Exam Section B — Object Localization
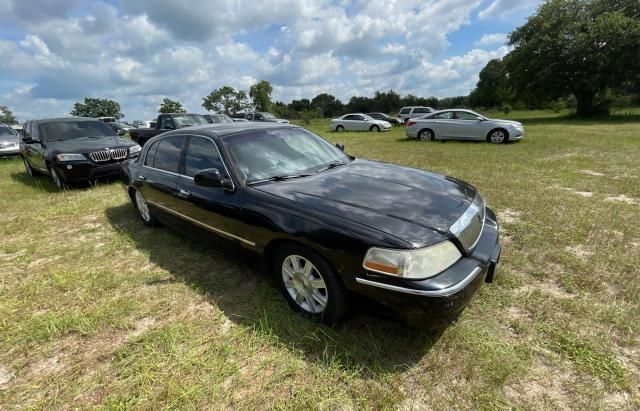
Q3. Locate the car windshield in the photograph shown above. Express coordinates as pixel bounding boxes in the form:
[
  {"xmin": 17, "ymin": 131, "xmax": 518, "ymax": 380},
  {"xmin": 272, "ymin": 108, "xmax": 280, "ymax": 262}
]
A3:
[
  {"xmin": 224, "ymin": 127, "xmax": 351, "ymax": 184},
  {"xmin": 362, "ymin": 114, "xmax": 374, "ymax": 121},
  {"xmin": 40, "ymin": 120, "xmax": 115, "ymax": 141},
  {"xmin": 261, "ymin": 112, "xmax": 276, "ymax": 119},
  {"xmin": 211, "ymin": 114, "xmax": 234, "ymax": 123},
  {"xmin": 0, "ymin": 127, "xmax": 18, "ymax": 140},
  {"xmin": 173, "ymin": 114, "xmax": 209, "ymax": 128}
]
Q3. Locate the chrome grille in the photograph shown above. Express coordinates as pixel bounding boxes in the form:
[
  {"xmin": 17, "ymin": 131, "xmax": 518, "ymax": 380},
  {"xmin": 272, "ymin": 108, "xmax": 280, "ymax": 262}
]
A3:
[
  {"xmin": 450, "ymin": 194, "xmax": 485, "ymax": 252},
  {"xmin": 89, "ymin": 148, "xmax": 128, "ymax": 162}
]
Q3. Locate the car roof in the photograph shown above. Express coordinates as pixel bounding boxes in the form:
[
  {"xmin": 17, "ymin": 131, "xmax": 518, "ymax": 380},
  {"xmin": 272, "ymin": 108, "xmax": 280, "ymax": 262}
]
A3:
[
  {"xmin": 31, "ymin": 117, "xmax": 102, "ymax": 124},
  {"xmin": 160, "ymin": 122, "xmax": 301, "ymax": 140}
]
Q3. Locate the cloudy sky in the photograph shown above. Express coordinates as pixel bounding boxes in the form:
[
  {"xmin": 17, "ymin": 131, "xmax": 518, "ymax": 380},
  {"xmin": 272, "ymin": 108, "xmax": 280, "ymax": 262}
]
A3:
[{"xmin": 0, "ymin": 0, "xmax": 542, "ymax": 122}]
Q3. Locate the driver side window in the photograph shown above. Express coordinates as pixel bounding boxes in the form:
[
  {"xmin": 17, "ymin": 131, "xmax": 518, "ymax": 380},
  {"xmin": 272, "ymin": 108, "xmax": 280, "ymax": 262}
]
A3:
[
  {"xmin": 184, "ymin": 136, "xmax": 224, "ymax": 178},
  {"xmin": 159, "ymin": 116, "xmax": 174, "ymax": 130}
]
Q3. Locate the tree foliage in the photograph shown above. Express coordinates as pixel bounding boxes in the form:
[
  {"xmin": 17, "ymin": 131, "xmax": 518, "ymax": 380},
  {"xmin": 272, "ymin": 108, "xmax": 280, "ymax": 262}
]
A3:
[
  {"xmin": 159, "ymin": 98, "xmax": 186, "ymax": 114},
  {"xmin": 505, "ymin": 0, "xmax": 640, "ymax": 116},
  {"xmin": 468, "ymin": 59, "xmax": 508, "ymax": 108},
  {"xmin": 249, "ymin": 80, "xmax": 273, "ymax": 111},
  {"xmin": 202, "ymin": 86, "xmax": 251, "ymax": 114},
  {"xmin": 70, "ymin": 98, "xmax": 123, "ymax": 119},
  {"xmin": 0, "ymin": 106, "xmax": 17, "ymax": 124},
  {"xmin": 309, "ymin": 93, "xmax": 344, "ymax": 117}
]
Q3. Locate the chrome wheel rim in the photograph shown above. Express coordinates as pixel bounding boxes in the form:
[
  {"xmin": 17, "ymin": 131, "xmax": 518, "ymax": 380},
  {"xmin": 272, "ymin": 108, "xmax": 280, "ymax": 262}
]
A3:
[
  {"xmin": 490, "ymin": 131, "xmax": 505, "ymax": 143},
  {"xmin": 135, "ymin": 190, "xmax": 151, "ymax": 222},
  {"xmin": 282, "ymin": 255, "xmax": 328, "ymax": 314},
  {"xmin": 50, "ymin": 168, "xmax": 62, "ymax": 189},
  {"xmin": 23, "ymin": 158, "xmax": 33, "ymax": 176},
  {"xmin": 420, "ymin": 130, "xmax": 432, "ymax": 141}
]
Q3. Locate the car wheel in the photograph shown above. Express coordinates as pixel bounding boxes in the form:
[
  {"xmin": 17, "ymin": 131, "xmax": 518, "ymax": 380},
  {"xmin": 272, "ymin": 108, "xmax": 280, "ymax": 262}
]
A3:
[
  {"xmin": 274, "ymin": 243, "xmax": 348, "ymax": 324},
  {"xmin": 22, "ymin": 156, "xmax": 40, "ymax": 177},
  {"xmin": 370, "ymin": 125, "xmax": 380, "ymax": 132},
  {"xmin": 336, "ymin": 125, "xmax": 344, "ymax": 132},
  {"xmin": 133, "ymin": 189, "xmax": 160, "ymax": 227},
  {"xmin": 418, "ymin": 129, "xmax": 434, "ymax": 141},
  {"xmin": 488, "ymin": 129, "xmax": 508, "ymax": 144},
  {"xmin": 48, "ymin": 165, "xmax": 66, "ymax": 190}
]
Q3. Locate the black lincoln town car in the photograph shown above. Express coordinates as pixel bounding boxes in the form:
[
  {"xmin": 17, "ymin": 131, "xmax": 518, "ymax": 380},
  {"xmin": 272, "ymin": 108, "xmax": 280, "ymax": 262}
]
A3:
[
  {"xmin": 120, "ymin": 123, "xmax": 501, "ymax": 327},
  {"xmin": 20, "ymin": 117, "xmax": 141, "ymax": 189}
]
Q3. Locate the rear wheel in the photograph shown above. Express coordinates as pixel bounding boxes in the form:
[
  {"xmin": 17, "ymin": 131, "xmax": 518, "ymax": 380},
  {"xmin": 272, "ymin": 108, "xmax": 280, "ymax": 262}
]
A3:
[
  {"xmin": 274, "ymin": 243, "xmax": 348, "ymax": 324},
  {"xmin": 336, "ymin": 125, "xmax": 344, "ymax": 132},
  {"xmin": 418, "ymin": 129, "xmax": 434, "ymax": 141},
  {"xmin": 488, "ymin": 129, "xmax": 508, "ymax": 144},
  {"xmin": 133, "ymin": 189, "xmax": 160, "ymax": 227},
  {"xmin": 370, "ymin": 125, "xmax": 380, "ymax": 132}
]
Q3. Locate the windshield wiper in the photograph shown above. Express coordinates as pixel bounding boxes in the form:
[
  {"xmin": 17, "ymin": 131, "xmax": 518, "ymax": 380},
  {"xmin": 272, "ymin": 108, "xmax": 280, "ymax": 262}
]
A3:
[
  {"xmin": 316, "ymin": 161, "xmax": 347, "ymax": 173},
  {"xmin": 248, "ymin": 173, "xmax": 314, "ymax": 185}
]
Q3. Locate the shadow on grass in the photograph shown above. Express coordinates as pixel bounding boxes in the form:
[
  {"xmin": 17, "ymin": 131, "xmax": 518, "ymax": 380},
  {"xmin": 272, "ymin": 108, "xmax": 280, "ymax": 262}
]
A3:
[
  {"xmin": 10, "ymin": 170, "xmax": 121, "ymax": 193},
  {"xmin": 105, "ymin": 203, "xmax": 443, "ymax": 374}
]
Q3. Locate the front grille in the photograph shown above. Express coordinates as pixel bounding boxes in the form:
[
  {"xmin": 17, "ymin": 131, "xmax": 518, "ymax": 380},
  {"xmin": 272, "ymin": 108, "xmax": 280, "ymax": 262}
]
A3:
[
  {"xmin": 450, "ymin": 194, "xmax": 485, "ymax": 252},
  {"xmin": 89, "ymin": 148, "xmax": 128, "ymax": 162}
]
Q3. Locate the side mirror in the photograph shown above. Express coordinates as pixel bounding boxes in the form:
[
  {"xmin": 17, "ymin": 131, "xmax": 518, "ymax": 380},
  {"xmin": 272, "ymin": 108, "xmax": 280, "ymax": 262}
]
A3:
[
  {"xmin": 194, "ymin": 168, "xmax": 234, "ymax": 190},
  {"xmin": 162, "ymin": 124, "xmax": 174, "ymax": 130},
  {"xmin": 22, "ymin": 137, "xmax": 37, "ymax": 144},
  {"xmin": 335, "ymin": 143, "xmax": 345, "ymax": 152},
  {"xmin": 117, "ymin": 129, "xmax": 126, "ymax": 136}
]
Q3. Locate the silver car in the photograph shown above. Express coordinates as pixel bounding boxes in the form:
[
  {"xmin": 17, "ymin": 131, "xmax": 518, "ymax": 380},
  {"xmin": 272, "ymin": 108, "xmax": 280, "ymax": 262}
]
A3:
[
  {"xmin": 330, "ymin": 113, "xmax": 392, "ymax": 132},
  {"xmin": 0, "ymin": 123, "xmax": 20, "ymax": 157},
  {"xmin": 405, "ymin": 109, "xmax": 524, "ymax": 144}
]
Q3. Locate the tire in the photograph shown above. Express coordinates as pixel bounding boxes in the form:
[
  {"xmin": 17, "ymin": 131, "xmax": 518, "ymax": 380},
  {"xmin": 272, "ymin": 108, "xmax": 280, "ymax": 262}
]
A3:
[
  {"xmin": 274, "ymin": 243, "xmax": 348, "ymax": 324},
  {"xmin": 48, "ymin": 165, "xmax": 66, "ymax": 190},
  {"xmin": 22, "ymin": 156, "xmax": 41, "ymax": 177},
  {"xmin": 132, "ymin": 189, "xmax": 161, "ymax": 227},
  {"xmin": 488, "ymin": 129, "xmax": 508, "ymax": 144},
  {"xmin": 370, "ymin": 125, "xmax": 380, "ymax": 132},
  {"xmin": 418, "ymin": 129, "xmax": 434, "ymax": 141},
  {"xmin": 336, "ymin": 125, "xmax": 344, "ymax": 132}
]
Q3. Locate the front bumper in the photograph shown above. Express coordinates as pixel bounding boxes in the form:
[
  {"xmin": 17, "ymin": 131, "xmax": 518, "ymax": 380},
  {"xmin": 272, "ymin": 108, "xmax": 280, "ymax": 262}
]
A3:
[
  {"xmin": 53, "ymin": 160, "xmax": 126, "ymax": 183},
  {"xmin": 0, "ymin": 145, "xmax": 20, "ymax": 156},
  {"xmin": 351, "ymin": 207, "xmax": 501, "ymax": 327}
]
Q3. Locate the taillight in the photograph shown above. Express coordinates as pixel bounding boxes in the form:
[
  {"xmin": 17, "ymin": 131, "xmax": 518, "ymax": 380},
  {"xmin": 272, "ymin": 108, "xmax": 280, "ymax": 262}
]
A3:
[{"xmin": 407, "ymin": 121, "xmax": 416, "ymax": 127}]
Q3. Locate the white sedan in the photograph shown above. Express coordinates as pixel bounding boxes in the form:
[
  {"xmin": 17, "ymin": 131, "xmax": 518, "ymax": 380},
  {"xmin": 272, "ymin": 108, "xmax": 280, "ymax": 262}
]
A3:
[{"xmin": 330, "ymin": 113, "xmax": 392, "ymax": 132}]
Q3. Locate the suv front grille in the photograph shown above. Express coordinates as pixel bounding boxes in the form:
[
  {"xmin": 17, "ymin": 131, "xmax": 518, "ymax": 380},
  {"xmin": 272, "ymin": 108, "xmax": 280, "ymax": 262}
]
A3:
[
  {"xmin": 450, "ymin": 194, "xmax": 485, "ymax": 252},
  {"xmin": 89, "ymin": 148, "xmax": 128, "ymax": 162}
]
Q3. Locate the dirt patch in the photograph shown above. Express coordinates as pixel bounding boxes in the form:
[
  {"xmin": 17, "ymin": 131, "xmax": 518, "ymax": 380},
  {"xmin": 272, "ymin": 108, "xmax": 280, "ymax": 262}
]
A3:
[
  {"xmin": 556, "ymin": 186, "xmax": 594, "ymax": 197},
  {"xmin": 497, "ymin": 209, "xmax": 522, "ymax": 224},
  {"xmin": 565, "ymin": 245, "xmax": 594, "ymax": 261},
  {"xmin": 605, "ymin": 194, "xmax": 639, "ymax": 205},
  {"xmin": 29, "ymin": 354, "xmax": 64, "ymax": 377},
  {"xmin": 578, "ymin": 170, "xmax": 606, "ymax": 177},
  {"xmin": 0, "ymin": 364, "xmax": 14, "ymax": 389},
  {"xmin": 516, "ymin": 281, "xmax": 574, "ymax": 300}
]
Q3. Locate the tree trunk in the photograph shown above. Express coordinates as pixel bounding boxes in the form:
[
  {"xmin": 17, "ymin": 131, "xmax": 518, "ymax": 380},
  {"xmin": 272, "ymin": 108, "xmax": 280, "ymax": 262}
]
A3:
[{"xmin": 575, "ymin": 89, "xmax": 596, "ymax": 116}]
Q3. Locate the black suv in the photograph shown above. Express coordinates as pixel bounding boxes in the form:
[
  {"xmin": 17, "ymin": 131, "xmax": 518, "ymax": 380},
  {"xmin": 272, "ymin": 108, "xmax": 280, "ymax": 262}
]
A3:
[{"xmin": 20, "ymin": 117, "xmax": 141, "ymax": 189}]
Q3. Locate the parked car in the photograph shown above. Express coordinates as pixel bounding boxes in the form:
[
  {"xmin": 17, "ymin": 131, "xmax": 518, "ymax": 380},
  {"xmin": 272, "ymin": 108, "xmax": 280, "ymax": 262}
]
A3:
[
  {"xmin": 10, "ymin": 123, "xmax": 23, "ymax": 136},
  {"xmin": 121, "ymin": 123, "xmax": 500, "ymax": 327},
  {"xmin": 398, "ymin": 106, "xmax": 435, "ymax": 123},
  {"xmin": 97, "ymin": 116, "xmax": 117, "ymax": 124},
  {"xmin": 231, "ymin": 118, "xmax": 249, "ymax": 122},
  {"xmin": 20, "ymin": 117, "xmax": 141, "ymax": 189},
  {"xmin": 107, "ymin": 121, "xmax": 135, "ymax": 136},
  {"xmin": 246, "ymin": 112, "xmax": 289, "ymax": 123},
  {"xmin": 366, "ymin": 112, "xmax": 402, "ymax": 125},
  {"xmin": 203, "ymin": 113, "xmax": 234, "ymax": 124},
  {"xmin": 0, "ymin": 123, "xmax": 20, "ymax": 157},
  {"xmin": 330, "ymin": 113, "xmax": 392, "ymax": 132},
  {"xmin": 405, "ymin": 109, "xmax": 525, "ymax": 144},
  {"xmin": 129, "ymin": 113, "xmax": 208, "ymax": 146}
]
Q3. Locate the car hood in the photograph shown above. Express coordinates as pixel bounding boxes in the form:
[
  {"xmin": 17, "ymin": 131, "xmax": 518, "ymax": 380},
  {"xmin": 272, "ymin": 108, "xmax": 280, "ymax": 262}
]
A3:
[
  {"xmin": 45, "ymin": 136, "xmax": 135, "ymax": 153},
  {"xmin": 490, "ymin": 118, "xmax": 522, "ymax": 127},
  {"xmin": 253, "ymin": 159, "xmax": 477, "ymax": 247}
]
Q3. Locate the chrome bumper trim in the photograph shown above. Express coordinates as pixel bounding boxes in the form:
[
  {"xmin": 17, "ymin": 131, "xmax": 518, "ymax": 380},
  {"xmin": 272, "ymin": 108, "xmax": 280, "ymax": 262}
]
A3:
[{"xmin": 355, "ymin": 266, "xmax": 482, "ymax": 297}]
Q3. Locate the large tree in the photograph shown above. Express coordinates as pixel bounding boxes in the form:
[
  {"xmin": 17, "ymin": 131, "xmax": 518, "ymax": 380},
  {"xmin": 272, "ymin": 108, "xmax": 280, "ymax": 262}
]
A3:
[
  {"xmin": 505, "ymin": 0, "xmax": 640, "ymax": 116},
  {"xmin": 310, "ymin": 93, "xmax": 343, "ymax": 117},
  {"xmin": 202, "ymin": 86, "xmax": 250, "ymax": 114},
  {"xmin": 468, "ymin": 59, "xmax": 508, "ymax": 108},
  {"xmin": 249, "ymin": 80, "xmax": 273, "ymax": 111},
  {"xmin": 71, "ymin": 98, "xmax": 123, "ymax": 119},
  {"xmin": 159, "ymin": 98, "xmax": 186, "ymax": 113},
  {"xmin": 0, "ymin": 106, "xmax": 17, "ymax": 124}
]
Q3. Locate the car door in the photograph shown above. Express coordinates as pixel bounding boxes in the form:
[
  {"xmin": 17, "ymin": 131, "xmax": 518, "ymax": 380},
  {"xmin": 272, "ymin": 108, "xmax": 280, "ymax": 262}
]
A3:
[
  {"xmin": 451, "ymin": 111, "xmax": 485, "ymax": 140},
  {"xmin": 427, "ymin": 111, "xmax": 455, "ymax": 139},
  {"xmin": 352, "ymin": 115, "xmax": 367, "ymax": 130},
  {"xmin": 171, "ymin": 135, "xmax": 251, "ymax": 247},
  {"xmin": 23, "ymin": 122, "xmax": 48, "ymax": 172},
  {"xmin": 138, "ymin": 135, "xmax": 186, "ymax": 214}
]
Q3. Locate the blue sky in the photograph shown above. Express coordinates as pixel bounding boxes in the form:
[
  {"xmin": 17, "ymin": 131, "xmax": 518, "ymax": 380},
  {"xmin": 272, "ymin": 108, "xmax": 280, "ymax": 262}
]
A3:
[{"xmin": 0, "ymin": 0, "xmax": 542, "ymax": 121}]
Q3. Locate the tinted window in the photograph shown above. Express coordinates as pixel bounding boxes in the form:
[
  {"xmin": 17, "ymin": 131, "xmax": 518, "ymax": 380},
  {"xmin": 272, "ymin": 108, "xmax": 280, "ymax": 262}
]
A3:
[
  {"xmin": 158, "ymin": 116, "xmax": 174, "ymax": 130},
  {"xmin": 0, "ymin": 126, "xmax": 17, "ymax": 138},
  {"xmin": 413, "ymin": 107, "xmax": 429, "ymax": 114},
  {"xmin": 400, "ymin": 108, "xmax": 410, "ymax": 114},
  {"xmin": 456, "ymin": 111, "xmax": 482, "ymax": 120},
  {"xmin": 153, "ymin": 136, "xmax": 185, "ymax": 173},
  {"xmin": 144, "ymin": 141, "xmax": 160, "ymax": 166},
  {"xmin": 432, "ymin": 112, "xmax": 454, "ymax": 119},
  {"xmin": 23, "ymin": 123, "xmax": 31, "ymax": 139},
  {"xmin": 184, "ymin": 137, "xmax": 224, "ymax": 177},
  {"xmin": 40, "ymin": 120, "xmax": 115, "ymax": 141}
]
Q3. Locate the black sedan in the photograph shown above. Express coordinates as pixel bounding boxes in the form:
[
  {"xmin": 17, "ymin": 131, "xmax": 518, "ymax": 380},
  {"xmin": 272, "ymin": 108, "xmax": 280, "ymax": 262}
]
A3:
[
  {"xmin": 20, "ymin": 117, "xmax": 141, "ymax": 189},
  {"xmin": 366, "ymin": 112, "xmax": 402, "ymax": 125},
  {"xmin": 120, "ymin": 123, "xmax": 500, "ymax": 327}
]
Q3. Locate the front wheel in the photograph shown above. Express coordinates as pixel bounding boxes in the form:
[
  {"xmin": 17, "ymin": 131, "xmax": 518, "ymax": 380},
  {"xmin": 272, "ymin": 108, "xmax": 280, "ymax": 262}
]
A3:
[
  {"xmin": 370, "ymin": 125, "xmax": 380, "ymax": 132},
  {"xmin": 23, "ymin": 157, "xmax": 41, "ymax": 177},
  {"xmin": 488, "ymin": 129, "xmax": 508, "ymax": 144},
  {"xmin": 274, "ymin": 244, "xmax": 348, "ymax": 324},
  {"xmin": 48, "ymin": 165, "xmax": 66, "ymax": 190}
]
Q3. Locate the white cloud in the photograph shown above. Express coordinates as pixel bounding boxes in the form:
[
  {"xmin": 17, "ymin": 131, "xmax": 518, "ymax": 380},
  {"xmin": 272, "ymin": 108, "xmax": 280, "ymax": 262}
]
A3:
[
  {"xmin": 476, "ymin": 33, "xmax": 507, "ymax": 47},
  {"xmin": 478, "ymin": 0, "xmax": 541, "ymax": 20}
]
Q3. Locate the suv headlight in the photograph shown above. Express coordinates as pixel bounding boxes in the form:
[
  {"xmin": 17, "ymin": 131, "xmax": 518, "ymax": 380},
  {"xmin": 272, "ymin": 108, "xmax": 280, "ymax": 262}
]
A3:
[
  {"xmin": 55, "ymin": 153, "xmax": 85, "ymax": 161},
  {"xmin": 129, "ymin": 144, "xmax": 142, "ymax": 156},
  {"xmin": 363, "ymin": 241, "xmax": 461, "ymax": 280}
]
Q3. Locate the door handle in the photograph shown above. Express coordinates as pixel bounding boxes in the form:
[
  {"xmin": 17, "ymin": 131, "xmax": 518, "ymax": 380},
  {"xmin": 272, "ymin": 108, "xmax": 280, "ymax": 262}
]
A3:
[{"xmin": 176, "ymin": 189, "xmax": 190, "ymax": 199}]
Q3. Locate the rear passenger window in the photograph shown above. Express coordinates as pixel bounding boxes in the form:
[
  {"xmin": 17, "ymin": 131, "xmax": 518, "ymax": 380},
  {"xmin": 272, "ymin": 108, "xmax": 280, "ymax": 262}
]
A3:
[
  {"xmin": 400, "ymin": 108, "xmax": 410, "ymax": 114},
  {"xmin": 153, "ymin": 136, "xmax": 185, "ymax": 173},
  {"xmin": 413, "ymin": 108, "xmax": 428, "ymax": 114},
  {"xmin": 184, "ymin": 137, "xmax": 224, "ymax": 177},
  {"xmin": 144, "ymin": 141, "xmax": 159, "ymax": 166}
]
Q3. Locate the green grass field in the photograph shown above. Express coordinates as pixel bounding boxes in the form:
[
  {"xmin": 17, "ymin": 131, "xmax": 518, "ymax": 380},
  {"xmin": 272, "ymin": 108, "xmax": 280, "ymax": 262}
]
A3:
[{"xmin": 1, "ymin": 110, "xmax": 639, "ymax": 409}]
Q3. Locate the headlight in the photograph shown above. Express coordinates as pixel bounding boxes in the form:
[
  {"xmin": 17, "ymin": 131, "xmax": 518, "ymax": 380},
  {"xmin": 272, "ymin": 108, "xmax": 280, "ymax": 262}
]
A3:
[
  {"xmin": 55, "ymin": 153, "xmax": 85, "ymax": 161},
  {"xmin": 362, "ymin": 241, "xmax": 462, "ymax": 280},
  {"xmin": 128, "ymin": 144, "xmax": 142, "ymax": 156}
]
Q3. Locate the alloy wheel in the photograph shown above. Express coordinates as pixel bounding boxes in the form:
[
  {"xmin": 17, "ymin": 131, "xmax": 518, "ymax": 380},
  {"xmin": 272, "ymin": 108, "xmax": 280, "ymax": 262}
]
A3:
[
  {"xmin": 50, "ymin": 168, "xmax": 63, "ymax": 189},
  {"xmin": 23, "ymin": 158, "xmax": 33, "ymax": 176},
  {"xmin": 135, "ymin": 190, "xmax": 151, "ymax": 222},
  {"xmin": 490, "ymin": 130, "xmax": 506, "ymax": 144},
  {"xmin": 419, "ymin": 130, "xmax": 433, "ymax": 141},
  {"xmin": 281, "ymin": 254, "xmax": 328, "ymax": 314}
]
